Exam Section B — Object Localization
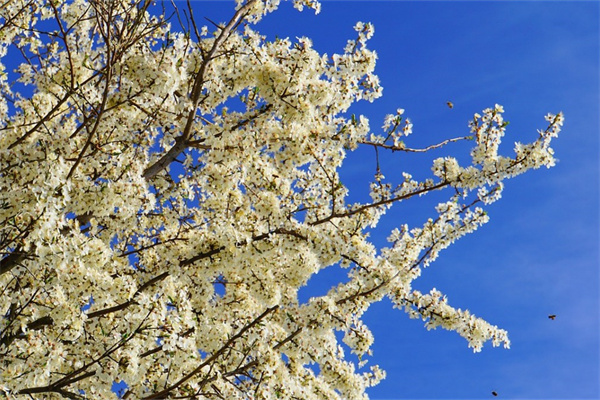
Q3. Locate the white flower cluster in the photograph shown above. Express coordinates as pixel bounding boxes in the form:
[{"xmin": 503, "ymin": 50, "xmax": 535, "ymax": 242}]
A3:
[
  {"xmin": 0, "ymin": 1, "xmax": 560, "ymax": 399},
  {"xmin": 380, "ymin": 108, "xmax": 412, "ymax": 148},
  {"xmin": 430, "ymin": 105, "xmax": 563, "ymax": 193},
  {"xmin": 399, "ymin": 288, "xmax": 510, "ymax": 353}
]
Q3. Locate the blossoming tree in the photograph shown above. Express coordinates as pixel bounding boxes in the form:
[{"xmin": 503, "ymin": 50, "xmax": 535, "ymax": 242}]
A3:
[{"xmin": 0, "ymin": 0, "xmax": 563, "ymax": 398}]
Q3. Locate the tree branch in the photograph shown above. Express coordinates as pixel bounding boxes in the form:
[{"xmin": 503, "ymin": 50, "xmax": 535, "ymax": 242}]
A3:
[
  {"xmin": 142, "ymin": 0, "xmax": 259, "ymax": 180},
  {"xmin": 142, "ymin": 305, "xmax": 278, "ymax": 399}
]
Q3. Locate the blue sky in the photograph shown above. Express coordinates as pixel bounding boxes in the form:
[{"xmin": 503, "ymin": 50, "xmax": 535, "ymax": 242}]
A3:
[{"xmin": 181, "ymin": 1, "xmax": 599, "ymax": 399}]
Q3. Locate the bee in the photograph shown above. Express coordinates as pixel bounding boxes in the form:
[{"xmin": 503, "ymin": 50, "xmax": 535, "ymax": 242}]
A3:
[
  {"xmin": 446, "ymin": 101, "xmax": 454, "ymax": 109},
  {"xmin": 548, "ymin": 314, "xmax": 556, "ymax": 320},
  {"xmin": 492, "ymin": 391, "xmax": 498, "ymax": 397}
]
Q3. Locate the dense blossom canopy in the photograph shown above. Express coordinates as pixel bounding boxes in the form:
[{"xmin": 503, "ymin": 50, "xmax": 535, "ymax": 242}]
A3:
[{"xmin": 0, "ymin": 0, "xmax": 562, "ymax": 399}]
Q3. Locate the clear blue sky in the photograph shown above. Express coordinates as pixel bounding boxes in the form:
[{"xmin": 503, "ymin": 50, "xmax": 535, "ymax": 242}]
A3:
[{"xmin": 184, "ymin": 1, "xmax": 599, "ymax": 399}]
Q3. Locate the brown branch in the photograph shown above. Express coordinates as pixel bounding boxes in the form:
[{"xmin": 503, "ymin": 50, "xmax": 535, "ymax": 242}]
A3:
[
  {"xmin": 180, "ymin": 227, "xmax": 307, "ymax": 267},
  {"xmin": 87, "ymin": 272, "xmax": 169, "ymax": 319},
  {"xmin": 65, "ymin": 68, "xmax": 112, "ymax": 180},
  {"xmin": 0, "ymin": 211, "xmax": 45, "ymax": 277},
  {"xmin": 186, "ymin": 0, "xmax": 202, "ymax": 42},
  {"xmin": 118, "ymin": 237, "xmax": 188, "ymax": 258},
  {"xmin": 310, "ymin": 181, "xmax": 449, "ymax": 226},
  {"xmin": 18, "ymin": 308, "xmax": 153, "ymax": 397},
  {"xmin": 2, "ymin": 269, "xmax": 167, "ymax": 348},
  {"xmin": 142, "ymin": 0, "xmax": 259, "ymax": 180},
  {"xmin": 206, "ymin": 324, "xmax": 308, "ymax": 386},
  {"xmin": 360, "ymin": 135, "xmax": 472, "ymax": 153},
  {"xmin": 0, "ymin": 247, "xmax": 28, "ymax": 276},
  {"xmin": 179, "ymin": 245, "xmax": 225, "ymax": 267},
  {"xmin": 142, "ymin": 305, "xmax": 279, "ymax": 400},
  {"xmin": 335, "ymin": 198, "xmax": 482, "ymax": 306},
  {"xmin": 81, "ymin": 225, "xmax": 305, "ymax": 320},
  {"xmin": 65, "ymin": 0, "xmax": 160, "ymax": 180},
  {"xmin": 7, "ymin": 89, "xmax": 74, "ymax": 149},
  {"xmin": 0, "ymin": 313, "xmax": 53, "ymax": 349},
  {"xmin": 0, "ymin": 1, "xmax": 34, "ymax": 36}
]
